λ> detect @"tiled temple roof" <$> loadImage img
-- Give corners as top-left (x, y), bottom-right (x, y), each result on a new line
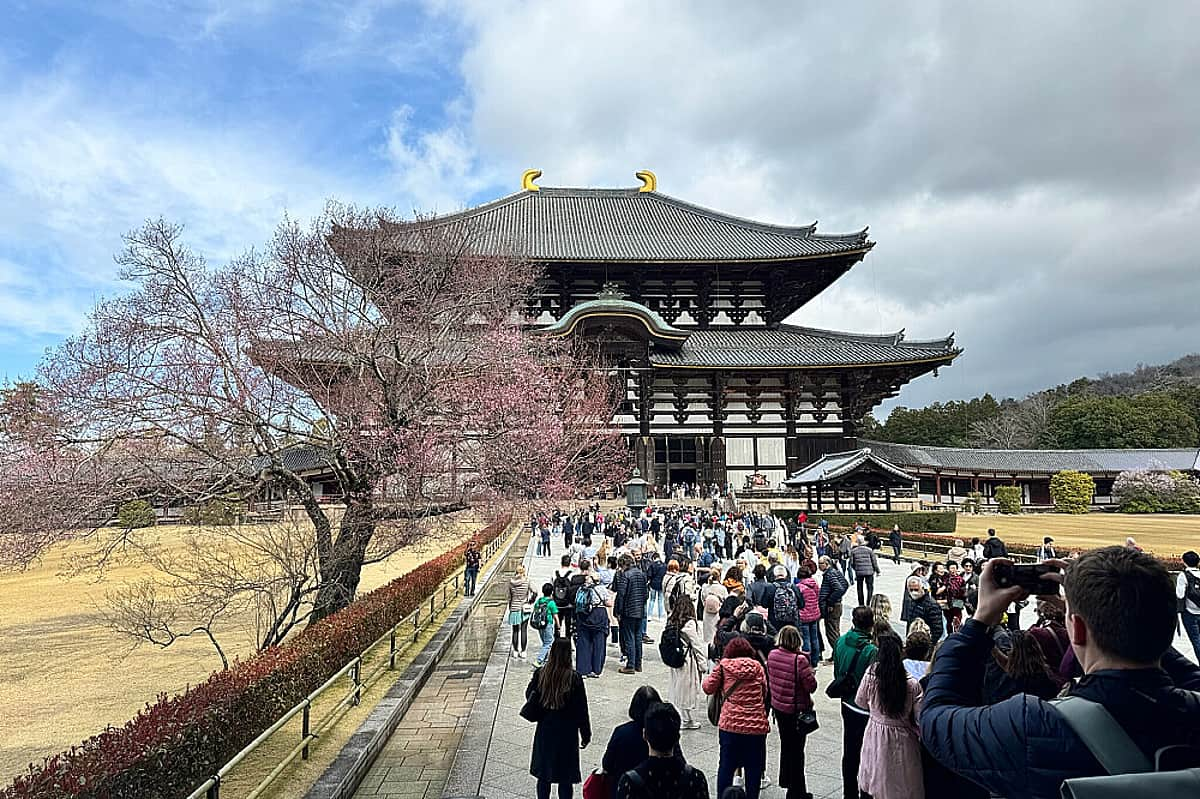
top-left (861, 440), bottom-right (1200, 475)
top-left (649, 325), bottom-right (958, 368)
top-left (387, 186), bottom-right (871, 263)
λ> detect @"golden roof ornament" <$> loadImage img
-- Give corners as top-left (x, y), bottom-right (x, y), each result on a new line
top-left (635, 170), bottom-right (657, 192)
top-left (521, 169), bottom-right (542, 192)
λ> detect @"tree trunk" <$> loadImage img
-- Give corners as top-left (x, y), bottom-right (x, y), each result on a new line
top-left (310, 495), bottom-right (375, 622)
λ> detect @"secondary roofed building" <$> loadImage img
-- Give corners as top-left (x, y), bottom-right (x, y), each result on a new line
top-left (861, 441), bottom-right (1200, 509)
top-left (395, 170), bottom-right (960, 492)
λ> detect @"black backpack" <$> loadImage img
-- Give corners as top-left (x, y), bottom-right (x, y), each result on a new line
top-left (658, 623), bottom-right (689, 668)
top-left (1184, 571), bottom-right (1200, 606)
top-left (553, 572), bottom-right (572, 605)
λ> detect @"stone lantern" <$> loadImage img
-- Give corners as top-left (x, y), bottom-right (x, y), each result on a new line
top-left (625, 467), bottom-right (649, 512)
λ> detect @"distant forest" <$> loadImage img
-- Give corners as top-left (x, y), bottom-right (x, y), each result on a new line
top-left (864, 354), bottom-right (1200, 450)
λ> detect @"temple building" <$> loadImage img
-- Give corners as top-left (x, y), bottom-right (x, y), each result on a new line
top-left (395, 170), bottom-right (960, 492)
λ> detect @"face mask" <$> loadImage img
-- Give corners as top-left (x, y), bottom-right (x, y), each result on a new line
top-left (909, 590), bottom-right (923, 600)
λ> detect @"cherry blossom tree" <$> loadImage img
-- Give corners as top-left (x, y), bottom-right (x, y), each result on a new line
top-left (0, 205), bottom-right (628, 629)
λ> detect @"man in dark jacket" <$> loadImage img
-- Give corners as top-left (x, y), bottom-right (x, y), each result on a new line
top-left (615, 555), bottom-right (648, 673)
top-left (818, 556), bottom-right (850, 659)
top-left (616, 702), bottom-right (707, 799)
top-left (981, 527), bottom-right (1007, 559)
top-left (902, 577), bottom-right (945, 641)
top-left (921, 547), bottom-right (1200, 799)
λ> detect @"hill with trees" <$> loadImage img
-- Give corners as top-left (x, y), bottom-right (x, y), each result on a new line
top-left (864, 354), bottom-right (1200, 449)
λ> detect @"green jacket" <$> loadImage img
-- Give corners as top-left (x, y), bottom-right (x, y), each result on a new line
top-left (833, 629), bottom-right (878, 709)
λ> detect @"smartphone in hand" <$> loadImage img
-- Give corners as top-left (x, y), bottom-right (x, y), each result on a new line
top-left (992, 562), bottom-right (1061, 595)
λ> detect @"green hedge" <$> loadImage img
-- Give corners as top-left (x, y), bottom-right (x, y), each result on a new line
top-left (993, 486), bottom-right (1022, 514)
top-left (771, 510), bottom-right (957, 533)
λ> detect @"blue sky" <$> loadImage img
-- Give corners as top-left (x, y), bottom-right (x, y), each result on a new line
top-left (2, 2), bottom-right (1198, 411)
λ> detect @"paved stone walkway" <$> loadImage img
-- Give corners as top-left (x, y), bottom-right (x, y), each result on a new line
top-left (448, 536), bottom-right (928, 799)
top-left (436, 530), bottom-right (1198, 799)
top-left (352, 566), bottom-right (511, 799)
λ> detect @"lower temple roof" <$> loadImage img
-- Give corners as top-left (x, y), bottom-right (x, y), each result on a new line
top-left (647, 324), bottom-right (958, 369)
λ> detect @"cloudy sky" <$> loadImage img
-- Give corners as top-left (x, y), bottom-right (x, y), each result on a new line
top-left (3, 1), bottom-right (1199, 412)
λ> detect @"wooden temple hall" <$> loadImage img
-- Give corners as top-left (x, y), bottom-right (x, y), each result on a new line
top-left (403, 170), bottom-right (960, 494)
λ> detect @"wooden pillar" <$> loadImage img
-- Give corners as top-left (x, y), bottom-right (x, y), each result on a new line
top-left (864, 487), bottom-right (872, 512)
top-left (833, 487), bottom-right (840, 512)
top-left (885, 485), bottom-right (892, 511)
top-left (935, 472), bottom-right (942, 504)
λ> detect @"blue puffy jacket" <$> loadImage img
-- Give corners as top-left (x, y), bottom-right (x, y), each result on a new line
top-left (920, 618), bottom-right (1200, 799)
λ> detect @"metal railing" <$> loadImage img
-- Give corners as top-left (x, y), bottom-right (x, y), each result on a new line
top-left (185, 529), bottom-right (510, 799)
top-left (899, 538), bottom-right (1036, 564)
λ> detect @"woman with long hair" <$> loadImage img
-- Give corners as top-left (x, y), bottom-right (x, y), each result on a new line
top-left (868, 593), bottom-right (893, 626)
top-left (855, 634), bottom-right (925, 798)
top-left (508, 565), bottom-right (536, 659)
top-left (525, 638), bottom-right (591, 799)
top-left (765, 626), bottom-right (817, 799)
top-left (703, 635), bottom-right (770, 799)
top-left (986, 630), bottom-right (1062, 702)
top-left (665, 589), bottom-right (707, 729)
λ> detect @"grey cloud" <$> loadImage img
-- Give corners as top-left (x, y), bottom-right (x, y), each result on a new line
top-left (442, 0), bottom-right (1200, 410)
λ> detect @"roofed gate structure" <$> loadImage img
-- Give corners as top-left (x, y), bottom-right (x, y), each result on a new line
top-left (396, 171), bottom-right (960, 492)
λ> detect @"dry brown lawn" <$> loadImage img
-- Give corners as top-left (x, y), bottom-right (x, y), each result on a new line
top-left (0, 514), bottom-right (476, 782)
top-left (953, 513), bottom-right (1200, 557)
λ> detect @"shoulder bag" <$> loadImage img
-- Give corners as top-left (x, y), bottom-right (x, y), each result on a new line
top-left (825, 644), bottom-right (866, 700)
top-left (707, 665), bottom-right (747, 727)
top-left (792, 653), bottom-right (819, 734)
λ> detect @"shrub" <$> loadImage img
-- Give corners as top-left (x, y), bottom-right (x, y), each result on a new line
top-left (771, 511), bottom-right (957, 533)
top-left (962, 491), bottom-right (984, 514)
top-left (1112, 469), bottom-right (1200, 513)
top-left (1, 513), bottom-right (511, 799)
top-left (994, 486), bottom-right (1022, 515)
top-left (1050, 470), bottom-right (1094, 514)
top-left (116, 500), bottom-right (155, 529)
top-left (182, 499), bottom-right (239, 526)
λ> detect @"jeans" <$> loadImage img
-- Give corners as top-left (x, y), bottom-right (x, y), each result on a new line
top-left (576, 625), bottom-right (607, 675)
top-left (1182, 611), bottom-right (1200, 663)
top-left (536, 622), bottom-right (555, 664)
top-left (800, 620), bottom-right (822, 664)
top-left (463, 567), bottom-right (478, 597)
top-left (619, 616), bottom-right (644, 669)
top-left (717, 730), bottom-right (767, 799)
top-left (856, 574), bottom-right (875, 606)
top-left (536, 778), bottom-right (572, 799)
top-left (647, 588), bottom-right (664, 618)
top-left (511, 619), bottom-right (528, 653)
top-left (892, 542), bottom-right (902, 563)
top-left (841, 557), bottom-right (854, 580)
top-left (841, 704), bottom-right (869, 799)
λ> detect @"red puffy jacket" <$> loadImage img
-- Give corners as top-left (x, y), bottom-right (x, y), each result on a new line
top-left (797, 577), bottom-right (822, 623)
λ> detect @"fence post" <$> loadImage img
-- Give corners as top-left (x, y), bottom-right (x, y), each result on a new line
top-left (442, 583), bottom-right (447, 609)
top-left (429, 594), bottom-right (435, 619)
top-left (206, 777), bottom-right (220, 799)
top-left (389, 626), bottom-right (397, 670)
top-left (301, 702), bottom-right (311, 760)
top-left (413, 608), bottom-right (420, 642)
top-left (352, 659), bottom-right (362, 706)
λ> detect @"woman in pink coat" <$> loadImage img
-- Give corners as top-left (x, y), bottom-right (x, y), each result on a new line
top-left (795, 563), bottom-right (823, 665)
top-left (765, 626), bottom-right (817, 799)
top-left (855, 633), bottom-right (924, 799)
top-left (702, 635), bottom-right (770, 799)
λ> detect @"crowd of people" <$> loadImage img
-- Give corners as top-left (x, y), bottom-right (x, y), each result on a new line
top-left (496, 504), bottom-right (1200, 799)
